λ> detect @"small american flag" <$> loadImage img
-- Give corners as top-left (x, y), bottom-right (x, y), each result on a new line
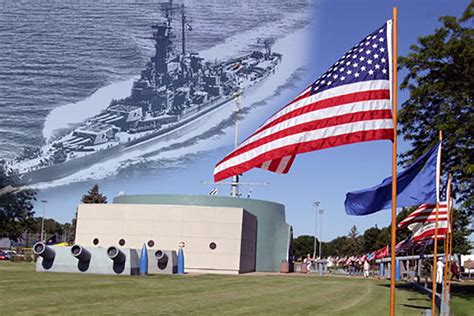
top-left (214, 21), bottom-right (394, 182)
top-left (398, 202), bottom-right (449, 228)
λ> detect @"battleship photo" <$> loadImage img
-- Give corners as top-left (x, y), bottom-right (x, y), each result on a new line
top-left (10, 1), bottom-right (282, 184)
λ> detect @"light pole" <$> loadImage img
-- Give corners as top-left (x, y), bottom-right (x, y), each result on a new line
top-left (40, 200), bottom-right (48, 242)
top-left (319, 209), bottom-right (325, 259)
top-left (312, 202), bottom-right (320, 260)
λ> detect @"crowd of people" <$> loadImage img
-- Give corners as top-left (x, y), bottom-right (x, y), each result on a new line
top-left (295, 254), bottom-right (373, 277)
top-left (294, 254), bottom-right (464, 282)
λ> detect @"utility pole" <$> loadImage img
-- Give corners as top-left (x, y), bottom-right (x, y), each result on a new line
top-left (40, 200), bottom-right (48, 242)
top-left (312, 202), bottom-right (320, 260)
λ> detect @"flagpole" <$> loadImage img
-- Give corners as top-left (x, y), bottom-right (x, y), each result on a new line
top-left (447, 195), bottom-right (454, 295)
top-left (389, 7), bottom-right (398, 316)
top-left (447, 174), bottom-right (454, 301)
top-left (431, 130), bottom-right (442, 315)
top-left (443, 174), bottom-right (453, 308)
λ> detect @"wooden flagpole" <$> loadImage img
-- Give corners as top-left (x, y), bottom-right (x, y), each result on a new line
top-left (431, 130), bottom-right (442, 315)
top-left (447, 174), bottom-right (454, 298)
top-left (443, 174), bottom-right (453, 306)
top-left (389, 7), bottom-right (398, 316)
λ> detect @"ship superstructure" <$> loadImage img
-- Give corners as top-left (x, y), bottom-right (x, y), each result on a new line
top-left (13, 1), bottom-right (282, 184)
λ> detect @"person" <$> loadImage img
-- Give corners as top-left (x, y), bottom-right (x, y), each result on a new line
top-left (304, 254), bottom-right (313, 273)
top-left (350, 259), bottom-right (356, 276)
top-left (436, 258), bottom-right (444, 284)
top-left (451, 261), bottom-right (460, 281)
top-left (327, 258), bottom-right (333, 274)
top-left (363, 260), bottom-right (370, 278)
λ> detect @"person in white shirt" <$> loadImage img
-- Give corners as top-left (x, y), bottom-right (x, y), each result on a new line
top-left (304, 254), bottom-right (313, 273)
top-left (436, 258), bottom-right (445, 283)
top-left (363, 260), bottom-right (370, 277)
top-left (327, 259), bottom-right (334, 274)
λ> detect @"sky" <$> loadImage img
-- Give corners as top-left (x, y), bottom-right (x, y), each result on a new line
top-left (33, 0), bottom-right (471, 242)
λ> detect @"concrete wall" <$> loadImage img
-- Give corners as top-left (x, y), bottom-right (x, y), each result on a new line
top-left (76, 203), bottom-right (257, 274)
top-left (112, 194), bottom-right (292, 272)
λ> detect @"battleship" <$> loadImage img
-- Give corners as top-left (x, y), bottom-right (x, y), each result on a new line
top-left (11, 2), bottom-right (282, 184)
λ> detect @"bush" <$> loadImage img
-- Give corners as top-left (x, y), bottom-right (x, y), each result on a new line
top-left (11, 254), bottom-right (35, 262)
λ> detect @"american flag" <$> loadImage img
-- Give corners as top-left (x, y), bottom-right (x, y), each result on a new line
top-left (214, 21), bottom-right (394, 182)
top-left (374, 245), bottom-right (389, 259)
top-left (398, 202), bottom-right (449, 228)
top-left (410, 221), bottom-right (449, 242)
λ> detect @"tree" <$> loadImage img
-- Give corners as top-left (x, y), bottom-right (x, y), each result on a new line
top-left (398, 3), bottom-right (473, 217)
top-left (323, 236), bottom-right (348, 257)
top-left (0, 164), bottom-right (36, 241)
top-left (451, 207), bottom-right (472, 254)
top-left (362, 226), bottom-right (382, 253)
top-left (343, 225), bottom-right (362, 255)
top-left (292, 235), bottom-right (317, 259)
top-left (81, 184), bottom-right (107, 204)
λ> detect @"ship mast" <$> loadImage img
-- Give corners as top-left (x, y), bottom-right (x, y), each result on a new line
top-left (230, 90), bottom-right (241, 197)
top-left (203, 88), bottom-right (270, 198)
top-left (227, 88), bottom-right (269, 197)
top-left (181, 4), bottom-right (186, 56)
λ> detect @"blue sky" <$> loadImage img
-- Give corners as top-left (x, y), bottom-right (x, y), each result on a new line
top-left (34, 0), bottom-right (470, 241)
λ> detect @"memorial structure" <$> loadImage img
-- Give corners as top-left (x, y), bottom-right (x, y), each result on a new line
top-left (74, 194), bottom-right (292, 274)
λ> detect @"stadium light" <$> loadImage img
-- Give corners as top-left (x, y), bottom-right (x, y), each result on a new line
top-left (312, 202), bottom-right (320, 261)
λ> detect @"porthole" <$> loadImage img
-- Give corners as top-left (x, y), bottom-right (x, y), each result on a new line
top-left (147, 240), bottom-right (155, 247)
top-left (119, 239), bottom-right (126, 246)
top-left (93, 238), bottom-right (99, 246)
top-left (209, 242), bottom-right (217, 250)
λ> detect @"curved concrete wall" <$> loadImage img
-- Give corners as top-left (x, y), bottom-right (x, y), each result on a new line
top-left (113, 195), bottom-right (291, 272)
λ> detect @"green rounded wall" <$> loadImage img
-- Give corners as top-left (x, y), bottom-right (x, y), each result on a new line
top-left (113, 194), bottom-right (291, 272)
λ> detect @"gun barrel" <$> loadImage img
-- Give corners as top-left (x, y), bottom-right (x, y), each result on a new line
top-left (71, 245), bottom-right (91, 262)
top-left (107, 246), bottom-right (125, 263)
top-left (32, 242), bottom-right (55, 261)
top-left (155, 250), bottom-right (168, 261)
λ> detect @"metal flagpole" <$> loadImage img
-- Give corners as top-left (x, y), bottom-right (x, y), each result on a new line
top-left (431, 130), bottom-right (442, 315)
top-left (389, 7), bottom-right (398, 316)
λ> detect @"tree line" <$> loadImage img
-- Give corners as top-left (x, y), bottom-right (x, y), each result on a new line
top-left (0, 168), bottom-right (107, 244)
top-left (293, 206), bottom-right (471, 259)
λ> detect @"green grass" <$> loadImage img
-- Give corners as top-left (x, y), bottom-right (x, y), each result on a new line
top-left (0, 262), bottom-right (472, 315)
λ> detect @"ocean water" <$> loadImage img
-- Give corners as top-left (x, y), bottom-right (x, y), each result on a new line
top-left (0, 0), bottom-right (313, 187)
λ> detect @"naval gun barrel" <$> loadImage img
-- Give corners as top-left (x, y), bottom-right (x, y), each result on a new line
top-left (155, 249), bottom-right (169, 270)
top-left (32, 242), bottom-right (55, 261)
top-left (155, 249), bottom-right (168, 262)
top-left (71, 245), bottom-right (91, 262)
top-left (107, 246), bottom-right (125, 263)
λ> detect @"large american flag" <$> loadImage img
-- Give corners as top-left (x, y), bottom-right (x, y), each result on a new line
top-left (214, 21), bottom-right (394, 182)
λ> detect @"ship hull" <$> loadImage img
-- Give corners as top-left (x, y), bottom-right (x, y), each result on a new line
top-left (21, 67), bottom-right (276, 185)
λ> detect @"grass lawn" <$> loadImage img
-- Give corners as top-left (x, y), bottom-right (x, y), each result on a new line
top-left (0, 262), bottom-right (472, 315)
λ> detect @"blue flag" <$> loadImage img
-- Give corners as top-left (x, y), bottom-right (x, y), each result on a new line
top-left (345, 143), bottom-right (440, 215)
